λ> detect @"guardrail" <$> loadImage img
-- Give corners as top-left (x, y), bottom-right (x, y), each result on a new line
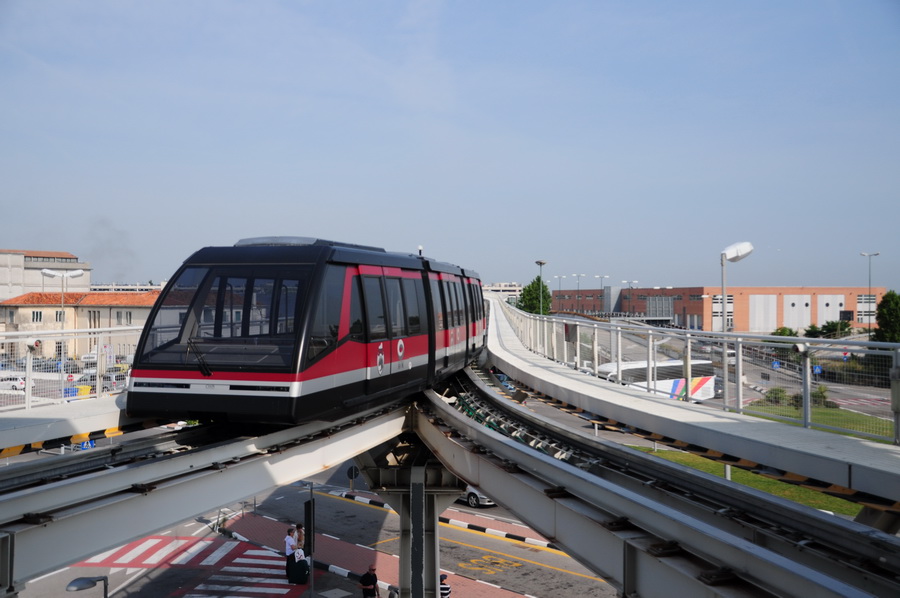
top-left (495, 298), bottom-right (900, 444)
top-left (0, 326), bottom-right (142, 411)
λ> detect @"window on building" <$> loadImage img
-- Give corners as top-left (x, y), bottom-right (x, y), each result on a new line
top-left (55, 310), bottom-right (64, 323)
top-left (32, 311), bottom-right (42, 323)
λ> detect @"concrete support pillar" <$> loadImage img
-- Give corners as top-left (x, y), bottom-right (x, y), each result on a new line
top-left (375, 470), bottom-right (458, 598)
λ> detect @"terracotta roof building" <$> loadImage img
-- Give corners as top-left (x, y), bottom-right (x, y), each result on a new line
top-left (1, 291), bottom-right (160, 362)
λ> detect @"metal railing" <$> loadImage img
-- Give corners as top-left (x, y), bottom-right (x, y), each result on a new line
top-left (497, 299), bottom-right (900, 444)
top-left (0, 326), bottom-right (142, 411)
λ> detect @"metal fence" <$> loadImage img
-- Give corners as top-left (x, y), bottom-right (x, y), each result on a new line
top-left (497, 299), bottom-right (900, 444)
top-left (0, 326), bottom-right (142, 411)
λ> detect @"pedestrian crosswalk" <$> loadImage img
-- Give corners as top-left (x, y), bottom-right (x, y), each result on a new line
top-left (77, 537), bottom-right (306, 596)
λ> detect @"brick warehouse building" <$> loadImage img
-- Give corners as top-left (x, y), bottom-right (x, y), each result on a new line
top-left (551, 285), bottom-right (887, 334)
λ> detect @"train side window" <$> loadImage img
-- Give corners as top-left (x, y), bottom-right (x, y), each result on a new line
top-left (385, 278), bottom-right (407, 338)
top-left (348, 276), bottom-right (365, 339)
top-left (442, 281), bottom-right (457, 327)
top-left (363, 276), bottom-right (388, 340)
top-left (402, 278), bottom-right (424, 335)
top-left (275, 279), bottom-right (301, 335)
top-left (307, 266), bottom-right (344, 361)
top-left (430, 278), bottom-right (445, 332)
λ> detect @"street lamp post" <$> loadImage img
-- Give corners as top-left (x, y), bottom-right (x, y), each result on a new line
top-left (621, 280), bottom-right (638, 315)
top-left (536, 260), bottom-right (547, 354)
top-left (719, 242), bottom-right (753, 412)
top-left (535, 260), bottom-right (547, 315)
top-left (41, 268), bottom-right (84, 392)
top-left (554, 275), bottom-right (566, 311)
top-left (719, 242), bottom-right (753, 333)
top-left (595, 275), bottom-right (609, 314)
top-left (860, 252), bottom-right (880, 337)
top-left (572, 274), bottom-right (586, 313)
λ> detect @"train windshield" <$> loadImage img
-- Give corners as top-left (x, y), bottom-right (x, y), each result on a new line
top-left (136, 265), bottom-right (312, 371)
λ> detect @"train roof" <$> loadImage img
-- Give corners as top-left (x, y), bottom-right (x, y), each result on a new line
top-left (182, 238), bottom-right (480, 280)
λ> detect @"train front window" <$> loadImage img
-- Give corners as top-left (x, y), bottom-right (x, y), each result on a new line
top-left (138, 265), bottom-right (311, 370)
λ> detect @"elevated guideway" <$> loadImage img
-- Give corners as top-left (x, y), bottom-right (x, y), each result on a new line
top-left (0, 406), bottom-right (408, 596)
top-left (486, 296), bottom-right (900, 512)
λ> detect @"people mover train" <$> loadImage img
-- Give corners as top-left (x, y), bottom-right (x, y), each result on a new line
top-left (126, 237), bottom-right (486, 424)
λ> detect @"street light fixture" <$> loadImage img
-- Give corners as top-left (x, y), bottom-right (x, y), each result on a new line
top-left (41, 269), bottom-right (85, 331)
top-left (595, 275), bottom-right (610, 313)
top-left (66, 576), bottom-right (109, 597)
top-left (553, 275), bottom-right (566, 311)
top-left (719, 242), bottom-right (753, 333)
top-left (572, 274), bottom-right (586, 313)
top-left (41, 269), bottom-right (84, 387)
top-left (621, 280), bottom-right (638, 314)
top-left (860, 252), bottom-right (880, 336)
top-left (535, 260), bottom-right (546, 315)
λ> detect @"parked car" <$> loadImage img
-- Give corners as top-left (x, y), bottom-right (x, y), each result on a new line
top-left (72, 373), bottom-right (128, 393)
top-left (461, 485), bottom-right (495, 508)
top-left (59, 360), bottom-right (83, 374)
top-left (1, 375), bottom-right (34, 391)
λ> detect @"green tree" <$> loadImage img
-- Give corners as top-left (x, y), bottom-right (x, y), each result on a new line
top-left (804, 324), bottom-right (822, 338)
top-left (518, 276), bottom-right (552, 315)
top-left (873, 290), bottom-right (900, 343)
top-left (820, 320), bottom-right (852, 338)
top-left (772, 326), bottom-right (798, 337)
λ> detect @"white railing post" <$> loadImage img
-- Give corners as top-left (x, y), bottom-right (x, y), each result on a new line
top-left (574, 322), bottom-right (581, 371)
top-left (801, 348), bottom-right (812, 428)
top-left (684, 333), bottom-right (693, 402)
top-left (735, 339), bottom-right (744, 413)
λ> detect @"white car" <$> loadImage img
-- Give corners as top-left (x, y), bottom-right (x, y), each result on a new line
top-left (1, 375), bottom-right (33, 391)
top-left (462, 485), bottom-right (495, 508)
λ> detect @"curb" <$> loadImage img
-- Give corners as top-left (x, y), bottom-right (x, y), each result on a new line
top-left (330, 491), bottom-right (560, 550)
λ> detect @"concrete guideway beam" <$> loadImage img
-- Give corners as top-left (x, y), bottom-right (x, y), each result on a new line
top-left (417, 391), bottom-right (875, 598)
top-left (0, 408), bottom-right (408, 597)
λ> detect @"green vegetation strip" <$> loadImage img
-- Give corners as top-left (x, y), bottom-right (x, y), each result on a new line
top-left (633, 446), bottom-right (863, 517)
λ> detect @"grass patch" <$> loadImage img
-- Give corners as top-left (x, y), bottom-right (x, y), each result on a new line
top-left (744, 404), bottom-right (893, 440)
top-left (633, 446), bottom-right (863, 518)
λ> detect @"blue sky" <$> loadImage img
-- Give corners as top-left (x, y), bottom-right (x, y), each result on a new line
top-left (2, 1), bottom-right (898, 290)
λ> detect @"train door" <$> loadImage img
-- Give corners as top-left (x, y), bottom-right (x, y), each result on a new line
top-left (428, 274), bottom-right (448, 377)
top-left (361, 271), bottom-right (394, 396)
top-left (442, 275), bottom-right (466, 373)
top-left (465, 278), bottom-right (484, 358)
top-left (383, 274), bottom-right (412, 387)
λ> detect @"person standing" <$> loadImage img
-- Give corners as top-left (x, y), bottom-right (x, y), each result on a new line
top-left (284, 527), bottom-right (297, 580)
top-left (358, 564), bottom-right (380, 597)
top-left (439, 573), bottom-right (451, 597)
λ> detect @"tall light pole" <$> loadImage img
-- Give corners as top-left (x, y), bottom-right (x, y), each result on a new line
top-left (621, 280), bottom-right (638, 314)
top-left (535, 260), bottom-right (546, 315)
top-left (41, 268), bottom-right (85, 359)
top-left (719, 242), bottom-right (753, 333)
top-left (860, 252), bottom-right (880, 337)
top-left (595, 274), bottom-right (609, 313)
top-left (554, 275), bottom-right (566, 311)
top-left (572, 274), bottom-right (586, 313)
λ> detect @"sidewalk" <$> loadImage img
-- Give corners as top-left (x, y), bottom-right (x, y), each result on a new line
top-left (225, 500), bottom-right (534, 598)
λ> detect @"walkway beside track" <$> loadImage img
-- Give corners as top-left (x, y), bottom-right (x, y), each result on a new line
top-left (0, 393), bottom-right (144, 458)
top-left (486, 298), bottom-right (900, 506)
